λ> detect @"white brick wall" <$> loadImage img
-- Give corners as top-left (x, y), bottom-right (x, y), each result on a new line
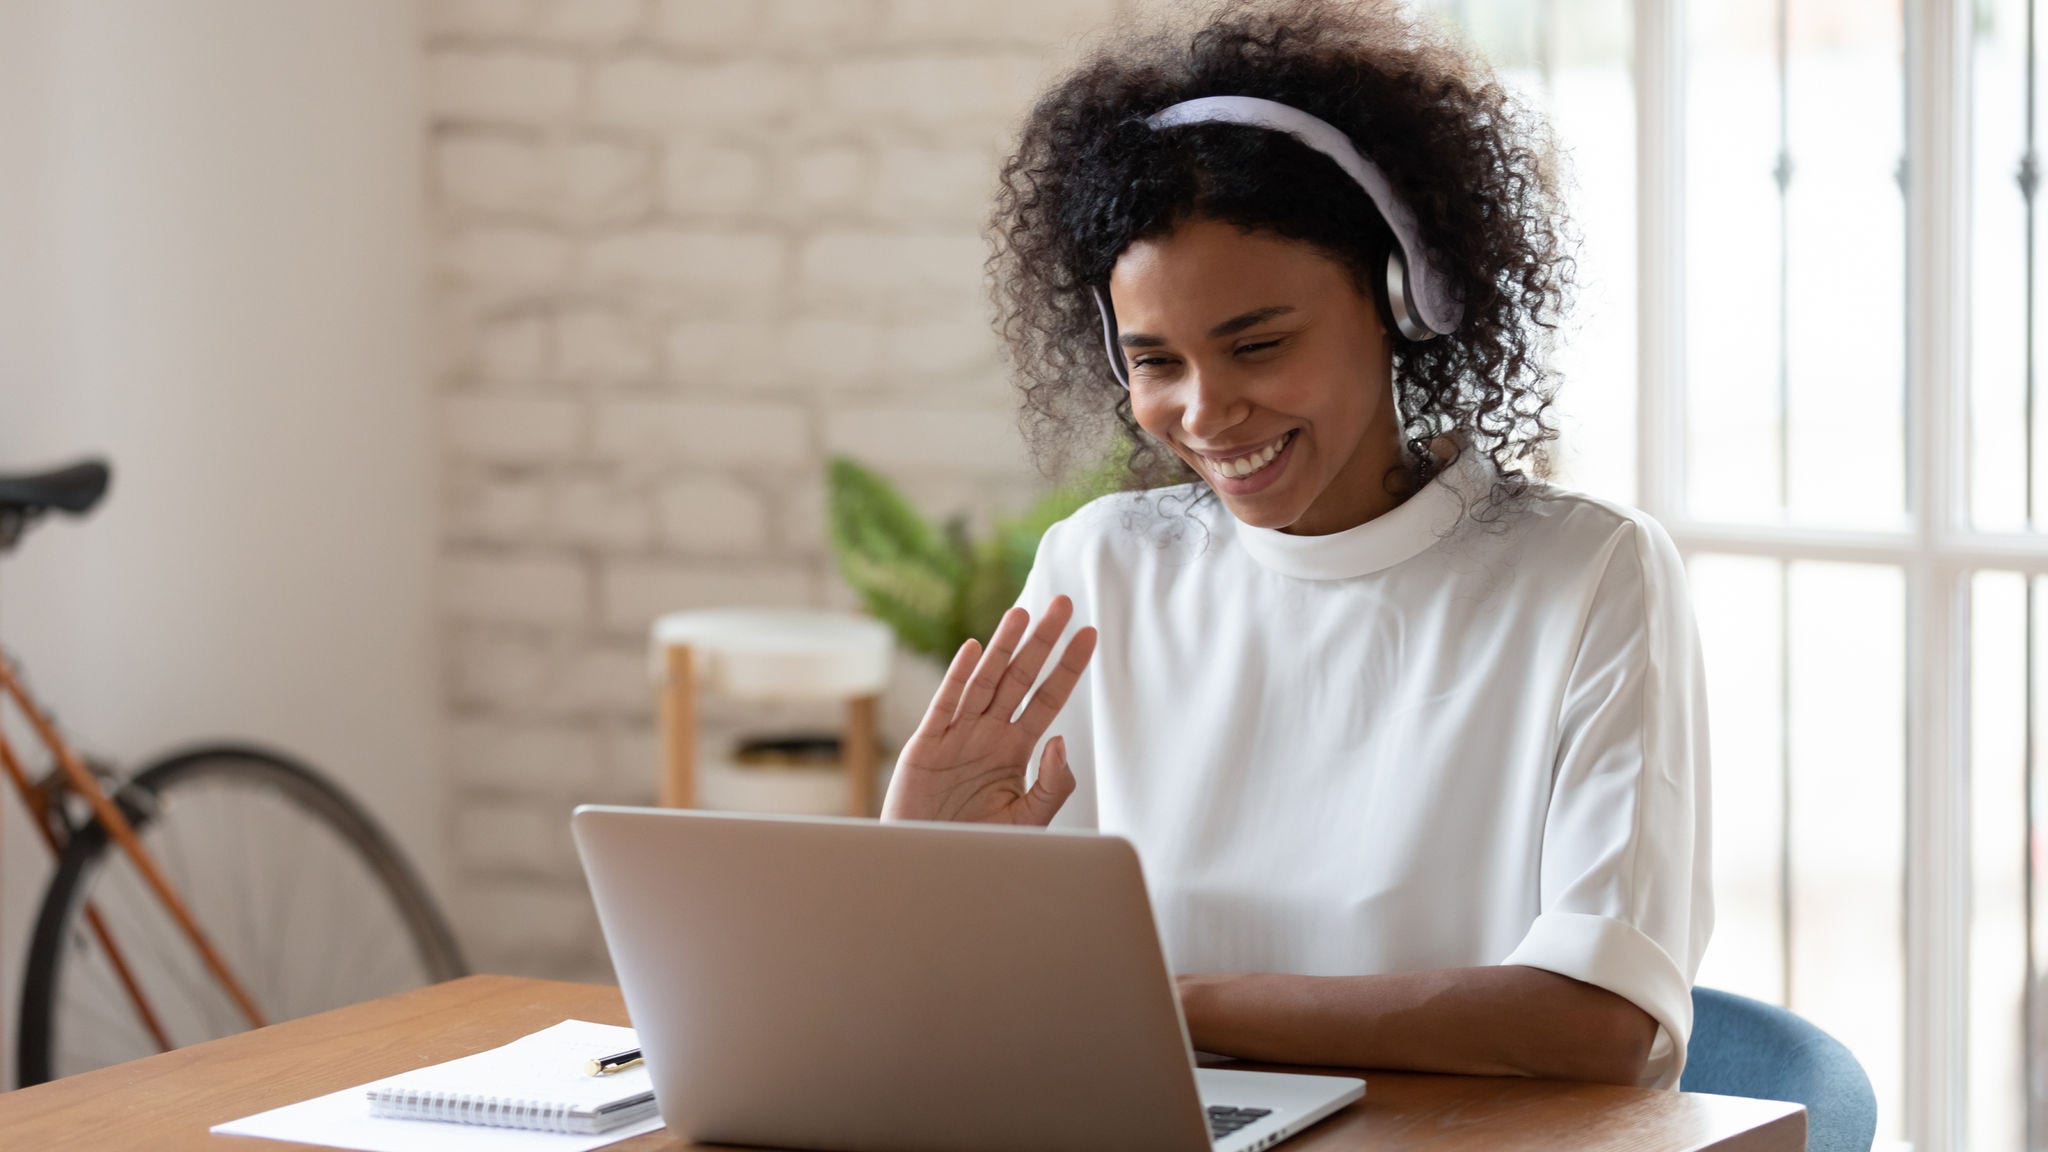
top-left (555, 304), bottom-right (659, 381)
top-left (425, 0), bottom-right (540, 41)
top-left (794, 231), bottom-right (987, 305)
top-left (532, 0), bottom-right (645, 47)
top-left (662, 318), bottom-right (780, 387)
top-left (445, 553), bottom-right (591, 625)
top-left (598, 559), bottom-right (815, 634)
top-left (424, 0), bottom-right (1131, 979)
top-left (440, 225), bottom-right (575, 289)
top-left (450, 718), bottom-right (604, 796)
top-left (883, 0), bottom-right (1125, 45)
top-left (653, 476), bottom-right (773, 553)
top-left (659, 141), bottom-right (768, 216)
top-left (431, 50), bottom-right (583, 123)
top-left (435, 136), bottom-right (555, 214)
top-left (646, 0), bottom-right (764, 50)
top-left (468, 308), bottom-right (552, 380)
top-left (444, 394), bottom-right (582, 460)
top-left (819, 55), bottom-right (1051, 130)
top-left (579, 228), bottom-right (786, 297)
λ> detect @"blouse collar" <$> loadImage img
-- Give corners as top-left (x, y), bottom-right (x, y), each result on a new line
top-left (1232, 447), bottom-right (1491, 581)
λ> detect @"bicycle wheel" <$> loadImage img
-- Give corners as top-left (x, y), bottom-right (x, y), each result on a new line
top-left (17, 743), bottom-right (468, 1086)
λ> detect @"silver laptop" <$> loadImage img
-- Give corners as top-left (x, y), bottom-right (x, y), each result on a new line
top-left (571, 805), bottom-right (1364, 1152)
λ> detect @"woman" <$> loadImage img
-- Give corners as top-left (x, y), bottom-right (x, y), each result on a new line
top-left (880, 0), bottom-right (1710, 1091)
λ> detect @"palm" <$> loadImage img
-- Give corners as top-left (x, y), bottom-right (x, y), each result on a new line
top-left (882, 596), bottom-right (1097, 826)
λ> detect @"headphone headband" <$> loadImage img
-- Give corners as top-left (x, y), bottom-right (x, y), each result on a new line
top-left (1093, 94), bottom-right (1463, 388)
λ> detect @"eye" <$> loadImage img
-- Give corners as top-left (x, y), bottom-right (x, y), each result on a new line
top-left (1237, 339), bottom-right (1282, 355)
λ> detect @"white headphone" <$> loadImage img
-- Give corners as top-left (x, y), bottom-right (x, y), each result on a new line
top-left (1091, 95), bottom-right (1464, 389)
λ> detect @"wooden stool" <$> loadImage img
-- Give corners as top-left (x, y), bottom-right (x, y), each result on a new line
top-left (650, 609), bottom-right (894, 817)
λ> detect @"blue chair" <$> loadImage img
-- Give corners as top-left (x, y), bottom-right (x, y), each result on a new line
top-left (1679, 986), bottom-right (1877, 1152)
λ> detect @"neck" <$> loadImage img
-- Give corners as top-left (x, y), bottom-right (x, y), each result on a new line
top-left (1281, 411), bottom-right (1428, 536)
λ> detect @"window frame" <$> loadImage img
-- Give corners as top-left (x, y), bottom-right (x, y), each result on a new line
top-left (1633, 2), bottom-right (1987, 1148)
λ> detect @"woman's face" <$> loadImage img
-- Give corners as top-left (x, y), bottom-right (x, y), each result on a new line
top-left (1107, 216), bottom-right (1405, 535)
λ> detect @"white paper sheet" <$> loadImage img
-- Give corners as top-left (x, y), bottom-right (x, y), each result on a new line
top-left (210, 1020), bottom-right (667, 1152)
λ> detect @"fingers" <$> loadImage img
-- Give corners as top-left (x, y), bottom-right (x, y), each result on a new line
top-left (910, 637), bottom-right (981, 744)
top-left (1023, 735), bottom-right (1075, 826)
top-left (1017, 625), bottom-right (1097, 738)
top-left (987, 596), bottom-right (1074, 721)
top-left (954, 606), bottom-right (1030, 721)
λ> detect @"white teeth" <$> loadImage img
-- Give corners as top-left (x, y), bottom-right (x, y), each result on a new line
top-left (1212, 432), bottom-right (1289, 481)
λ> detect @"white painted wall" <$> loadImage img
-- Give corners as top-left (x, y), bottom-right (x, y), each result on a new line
top-left (0, 0), bottom-right (440, 1083)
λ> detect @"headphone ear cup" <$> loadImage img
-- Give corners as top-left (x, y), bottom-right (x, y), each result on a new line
top-left (1368, 253), bottom-right (1399, 337)
top-left (1382, 249), bottom-right (1438, 343)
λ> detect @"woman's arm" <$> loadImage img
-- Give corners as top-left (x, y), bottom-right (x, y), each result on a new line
top-left (1175, 966), bottom-right (1659, 1087)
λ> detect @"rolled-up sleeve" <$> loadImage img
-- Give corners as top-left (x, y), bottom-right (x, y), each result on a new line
top-left (1500, 515), bottom-right (1713, 1090)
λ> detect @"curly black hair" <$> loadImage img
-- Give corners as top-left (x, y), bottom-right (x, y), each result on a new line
top-left (984, 0), bottom-right (1573, 520)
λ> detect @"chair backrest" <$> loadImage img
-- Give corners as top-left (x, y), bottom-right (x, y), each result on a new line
top-left (1679, 986), bottom-right (1877, 1152)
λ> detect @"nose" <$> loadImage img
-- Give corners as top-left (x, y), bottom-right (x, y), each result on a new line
top-left (1178, 363), bottom-right (1251, 443)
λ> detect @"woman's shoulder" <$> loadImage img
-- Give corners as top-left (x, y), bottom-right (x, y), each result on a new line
top-left (1490, 468), bottom-right (1680, 558)
top-left (1049, 481), bottom-right (1214, 538)
top-left (1489, 471), bottom-right (1688, 600)
top-left (1034, 481), bottom-right (1219, 567)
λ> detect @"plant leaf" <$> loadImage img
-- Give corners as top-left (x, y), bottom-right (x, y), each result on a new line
top-left (826, 457), bottom-right (970, 661)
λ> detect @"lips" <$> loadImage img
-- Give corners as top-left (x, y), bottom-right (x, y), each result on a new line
top-left (1192, 430), bottom-right (1295, 480)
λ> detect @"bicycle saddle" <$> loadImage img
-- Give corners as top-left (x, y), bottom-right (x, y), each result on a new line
top-left (0, 460), bottom-right (111, 516)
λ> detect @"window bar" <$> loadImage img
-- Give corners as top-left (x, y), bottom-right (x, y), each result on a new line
top-left (1633, 0), bottom-right (1685, 521)
top-left (1903, 3), bottom-right (1974, 1144)
top-left (1899, 5), bottom-right (1913, 523)
top-left (2031, 576), bottom-right (2041, 1149)
top-left (1775, 0), bottom-right (1794, 516)
top-left (2028, 0), bottom-right (2041, 537)
top-left (1895, 3), bottom-right (1916, 1139)
top-left (1773, 0), bottom-right (1797, 1012)
top-left (2025, 1), bottom-right (2042, 1143)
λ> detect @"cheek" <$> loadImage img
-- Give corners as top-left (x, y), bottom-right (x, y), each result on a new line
top-left (1127, 394), bottom-right (1178, 442)
top-left (1292, 372), bottom-right (1371, 433)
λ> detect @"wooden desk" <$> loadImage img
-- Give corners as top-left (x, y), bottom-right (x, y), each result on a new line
top-left (0, 974), bottom-right (1804, 1151)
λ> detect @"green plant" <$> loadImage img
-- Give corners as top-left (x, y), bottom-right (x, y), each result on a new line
top-left (826, 454), bottom-right (1123, 665)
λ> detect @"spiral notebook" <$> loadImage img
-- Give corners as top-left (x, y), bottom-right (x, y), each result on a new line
top-left (360, 1020), bottom-right (657, 1135)
top-left (209, 1019), bottom-right (665, 1151)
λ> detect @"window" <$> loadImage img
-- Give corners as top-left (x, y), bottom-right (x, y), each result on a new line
top-left (1420, 2), bottom-right (2004, 1149)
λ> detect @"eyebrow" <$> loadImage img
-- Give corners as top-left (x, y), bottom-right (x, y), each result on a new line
top-left (1115, 305), bottom-right (1299, 349)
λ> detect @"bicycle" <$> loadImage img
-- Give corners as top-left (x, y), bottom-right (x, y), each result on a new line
top-left (0, 459), bottom-right (468, 1087)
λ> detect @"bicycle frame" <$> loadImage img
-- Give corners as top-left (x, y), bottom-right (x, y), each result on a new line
top-left (0, 643), bottom-right (267, 1056)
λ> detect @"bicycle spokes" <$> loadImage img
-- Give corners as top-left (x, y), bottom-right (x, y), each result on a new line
top-left (0, 651), bottom-right (265, 1051)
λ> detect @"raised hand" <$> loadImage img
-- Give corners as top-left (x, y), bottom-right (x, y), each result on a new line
top-left (880, 595), bottom-right (1098, 825)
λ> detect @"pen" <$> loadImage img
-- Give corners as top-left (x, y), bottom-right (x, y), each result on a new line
top-left (585, 1047), bottom-right (643, 1076)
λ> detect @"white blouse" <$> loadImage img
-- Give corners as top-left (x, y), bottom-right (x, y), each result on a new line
top-left (1014, 448), bottom-right (1713, 1089)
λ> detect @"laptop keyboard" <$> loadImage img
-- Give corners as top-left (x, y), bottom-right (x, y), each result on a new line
top-left (1208, 1105), bottom-right (1273, 1140)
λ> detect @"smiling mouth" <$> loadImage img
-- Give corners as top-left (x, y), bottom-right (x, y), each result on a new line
top-left (1195, 430), bottom-right (1296, 481)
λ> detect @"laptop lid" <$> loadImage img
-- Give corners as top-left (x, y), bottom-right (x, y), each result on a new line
top-left (571, 805), bottom-right (1214, 1152)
